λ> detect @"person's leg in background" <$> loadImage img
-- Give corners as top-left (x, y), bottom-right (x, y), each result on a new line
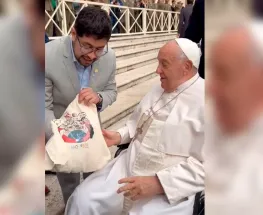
top-left (56, 172), bottom-right (93, 203)
top-left (110, 13), bottom-right (118, 33)
top-left (116, 21), bottom-right (120, 33)
top-left (57, 172), bottom-right (81, 204)
top-left (198, 51), bottom-right (204, 79)
top-left (45, 0), bottom-right (54, 37)
top-left (66, 2), bottom-right (76, 34)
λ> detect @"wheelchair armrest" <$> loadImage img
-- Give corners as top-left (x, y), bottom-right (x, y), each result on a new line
top-left (117, 143), bottom-right (130, 149)
top-left (114, 143), bottom-right (130, 158)
top-left (193, 191), bottom-right (204, 215)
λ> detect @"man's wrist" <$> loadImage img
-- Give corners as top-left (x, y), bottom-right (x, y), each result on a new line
top-left (97, 93), bottom-right (103, 104)
top-left (96, 93), bottom-right (103, 111)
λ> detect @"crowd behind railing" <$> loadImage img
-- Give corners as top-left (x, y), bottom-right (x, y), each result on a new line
top-left (45, 0), bottom-right (185, 37)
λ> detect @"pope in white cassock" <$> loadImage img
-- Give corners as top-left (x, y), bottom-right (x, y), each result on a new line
top-left (65, 38), bottom-right (205, 215)
top-left (205, 22), bottom-right (263, 215)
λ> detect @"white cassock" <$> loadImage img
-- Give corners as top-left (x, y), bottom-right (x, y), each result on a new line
top-left (205, 109), bottom-right (263, 215)
top-left (65, 73), bottom-right (205, 215)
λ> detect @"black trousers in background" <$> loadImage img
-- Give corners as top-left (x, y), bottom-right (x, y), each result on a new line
top-left (198, 54), bottom-right (204, 79)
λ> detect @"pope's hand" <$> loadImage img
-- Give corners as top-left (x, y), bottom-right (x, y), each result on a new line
top-left (79, 88), bottom-right (100, 106)
top-left (117, 176), bottom-right (164, 201)
top-left (102, 129), bottom-right (121, 147)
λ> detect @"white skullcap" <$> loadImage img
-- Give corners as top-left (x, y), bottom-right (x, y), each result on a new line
top-left (175, 38), bottom-right (201, 69)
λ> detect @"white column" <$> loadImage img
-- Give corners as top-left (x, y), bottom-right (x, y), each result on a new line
top-left (142, 9), bottom-right (147, 34)
top-left (125, 8), bottom-right (130, 34)
top-left (62, 0), bottom-right (67, 35)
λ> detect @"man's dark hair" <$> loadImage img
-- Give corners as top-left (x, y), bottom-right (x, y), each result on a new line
top-left (75, 6), bottom-right (112, 40)
top-left (187, 0), bottom-right (194, 4)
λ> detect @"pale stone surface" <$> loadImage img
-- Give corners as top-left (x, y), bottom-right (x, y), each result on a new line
top-left (101, 76), bottom-right (159, 128)
top-left (109, 34), bottom-right (177, 50)
top-left (45, 175), bottom-right (64, 215)
top-left (110, 33), bottom-right (177, 41)
top-left (116, 62), bottom-right (158, 92)
top-left (115, 43), bottom-right (164, 60)
top-left (116, 52), bottom-right (157, 73)
top-left (107, 114), bottom-right (132, 131)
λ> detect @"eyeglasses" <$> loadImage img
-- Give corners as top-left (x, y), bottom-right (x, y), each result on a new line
top-left (77, 36), bottom-right (108, 57)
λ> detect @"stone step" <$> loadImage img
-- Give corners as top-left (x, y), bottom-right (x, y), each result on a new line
top-left (116, 62), bottom-right (158, 93)
top-left (109, 33), bottom-right (177, 47)
top-left (115, 43), bottom-right (163, 61)
top-left (106, 113), bottom-right (131, 130)
top-left (109, 34), bottom-right (176, 52)
top-left (110, 33), bottom-right (177, 42)
top-left (101, 76), bottom-right (160, 128)
top-left (110, 39), bottom-right (173, 53)
top-left (45, 175), bottom-right (64, 215)
top-left (116, 52), bottom-right (157, 74)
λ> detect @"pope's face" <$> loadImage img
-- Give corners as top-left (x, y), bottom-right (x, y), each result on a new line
top-left (156, 43), bottom-right (191, 92)
top-left (208, 28), bottom-right (263, 133)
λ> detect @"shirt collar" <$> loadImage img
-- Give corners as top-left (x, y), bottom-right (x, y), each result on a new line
top-left (70, 39), bottom-right (78, 63)
top-left (177, 72), bottom-right (199, 92)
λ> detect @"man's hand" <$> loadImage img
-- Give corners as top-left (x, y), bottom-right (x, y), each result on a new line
top-left (102, 129), bottom-right (121, 147)
top-left (79, 88), bottom-right (100, 106)
top-left (117, 176), bottom-right (164, 201)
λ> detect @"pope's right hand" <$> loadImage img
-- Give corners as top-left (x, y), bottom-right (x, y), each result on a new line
top-left (102, 129), bottom-right (121, 147)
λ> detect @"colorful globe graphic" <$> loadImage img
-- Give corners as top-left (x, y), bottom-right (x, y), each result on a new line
top-left (68, 130), bottom-right (86, 143)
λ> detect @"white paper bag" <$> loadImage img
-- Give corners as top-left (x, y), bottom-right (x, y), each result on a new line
top-left (45, 95), bottom-right (111, 173)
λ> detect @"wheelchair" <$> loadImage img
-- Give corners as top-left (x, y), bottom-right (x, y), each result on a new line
top-left (114, 143), bottom-right (204, 215)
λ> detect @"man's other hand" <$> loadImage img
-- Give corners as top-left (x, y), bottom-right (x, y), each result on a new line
top-left (117, 176), bottom-right (165, 201)
top-left (102, 129), bottom-right (121, 147)
top-left (79, 88), bottom-right (100, 106)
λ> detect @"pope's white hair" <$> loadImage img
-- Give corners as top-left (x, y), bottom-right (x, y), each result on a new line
top-left (178, 50), bottom-right (187, 60)
top-left (171, 40), bottom-right (187, 60)
top-left (167, 40), bottom-right (198, 71)
top-left (176, 45), bottom-right (198, 72)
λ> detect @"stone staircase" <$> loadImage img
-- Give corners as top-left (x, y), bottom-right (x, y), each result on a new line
top-left (101, 33), bottom-right (177, 130)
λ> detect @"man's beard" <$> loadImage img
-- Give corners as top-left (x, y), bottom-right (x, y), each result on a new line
top-left (78, 55), bottom-right (97, 66)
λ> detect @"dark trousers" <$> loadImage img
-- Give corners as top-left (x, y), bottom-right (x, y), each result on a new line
top-left (198, 54), bottom-right (204, 79)
top-left (57, 172), bottom-right (93, 204)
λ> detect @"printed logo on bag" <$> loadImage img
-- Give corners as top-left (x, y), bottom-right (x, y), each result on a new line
top-left (55, 112), bottom-right (94, 143)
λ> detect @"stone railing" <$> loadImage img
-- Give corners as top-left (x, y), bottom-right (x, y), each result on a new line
top-left (45, 0), bottom-right (180, 39)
